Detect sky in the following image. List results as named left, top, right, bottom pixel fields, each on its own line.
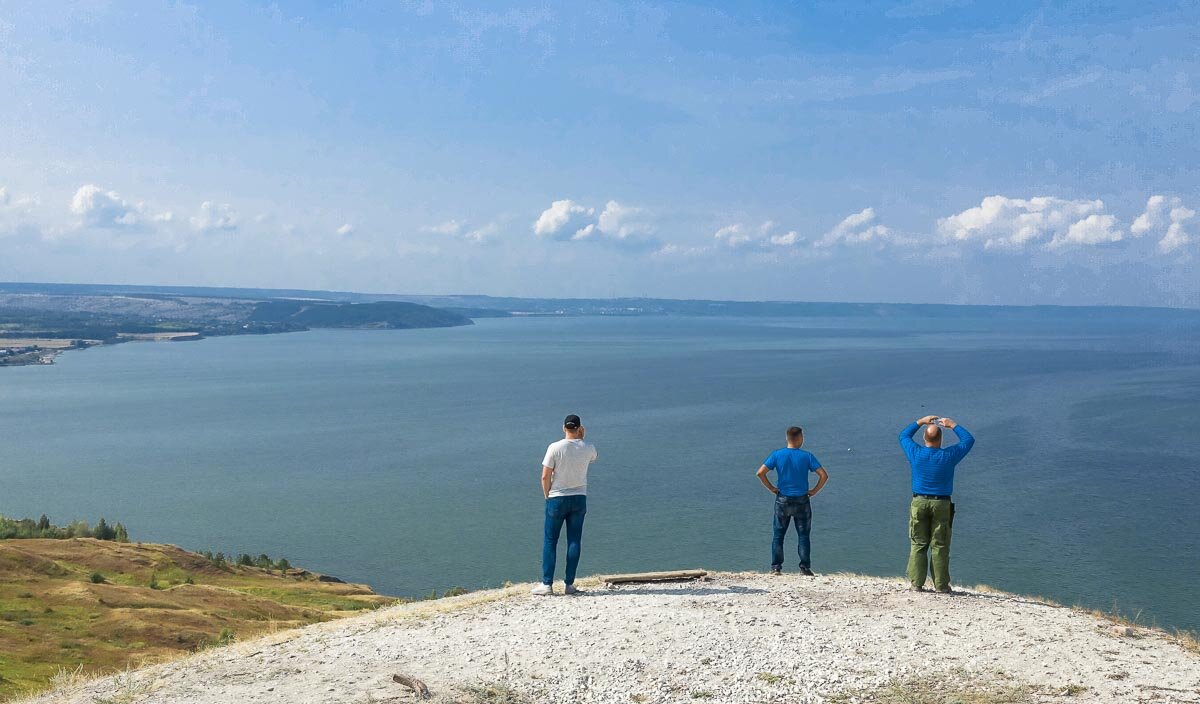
left=1, top=1, right=1198, bottom=307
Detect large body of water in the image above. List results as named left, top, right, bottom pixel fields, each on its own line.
left=2, top=312, right=1198, bottom=632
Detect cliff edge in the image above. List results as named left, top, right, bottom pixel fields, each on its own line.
left=25, top=572, right=1200, bottom=704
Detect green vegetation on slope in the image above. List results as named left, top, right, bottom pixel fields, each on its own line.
left=248, top=300, right=473, bottom=329
left=0, top=539, right=396, bottom=699
left=0, top=515, right=128, bottom=542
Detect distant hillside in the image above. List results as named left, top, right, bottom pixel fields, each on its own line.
left=0, top=539, right=395, bottom=698
left=247, top=300, right=472, bottom=329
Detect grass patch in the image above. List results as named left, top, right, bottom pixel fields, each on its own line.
left=829, top=674, right=1033, bottom=704
left=1174, top=628, right=1200, bottom=656
left=457, top=682, right=529, bottom=703
left=0, top=539, right=395, bottom=699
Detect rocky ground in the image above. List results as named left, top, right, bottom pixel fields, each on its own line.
left=26, top=572, right=1200, bottom=704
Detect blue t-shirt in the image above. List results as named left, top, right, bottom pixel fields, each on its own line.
left=763, top=448, right=822, bottom=497
left=899, top=422, right=975, bottom=495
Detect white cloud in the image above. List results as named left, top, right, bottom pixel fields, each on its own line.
left=533, top=199, right=594, bottom=239
left=1048, top=213, right=1121, bottom=249
left=1161, top=206, right=1196, bottom=253
left=424, top=218, right=498, bottom=244
left=1131, top=195, right=1196, bottom=252
left=336, top=223, right=355, bottom=236
left=463, top=222, right=499, bottom=243
left=819, top=207, right=893, bottom=246
left=713, top=224, right=753, bottom=249
left=190, top=201, right=238, bottom=233
left=652, top=243, right=712, bottom=258
left=1131, top=195, right=1167, bottom=236
left=937, top=196, right=1114, bottom=250
left=425, top=219, right=465, bottom=236
left=69, top=185, right=144, bottom=227
left=597, top=200, right=652, bottom=240
left=571, top=223, right=598, bottom=241
left=0, top=186, right=8, bottom=207
left=769, top=231, right=803, bottom=246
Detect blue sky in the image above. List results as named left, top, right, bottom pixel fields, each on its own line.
left=1, top=1, right=1198, bottom=306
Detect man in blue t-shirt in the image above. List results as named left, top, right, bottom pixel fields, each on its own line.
left=756, top=426, right=829, bottom=576
left=899, top=415, right=975, bottom=593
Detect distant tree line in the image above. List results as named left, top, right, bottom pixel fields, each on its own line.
left=0, top=514, right=129, bottom=541
left=198, top=550, right=291, bottom=572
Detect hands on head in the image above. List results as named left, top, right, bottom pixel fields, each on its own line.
left=917, top=414, right=957, bottom=429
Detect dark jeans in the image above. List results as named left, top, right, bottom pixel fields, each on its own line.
left=542, top=495, right=587, bottom=586
left=772, top=494, right=812, bottom=569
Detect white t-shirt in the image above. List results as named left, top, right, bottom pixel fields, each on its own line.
left=542, top=438, right=598, bottom=498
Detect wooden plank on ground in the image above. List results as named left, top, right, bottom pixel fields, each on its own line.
left=599, top=570, right=708, bottom=584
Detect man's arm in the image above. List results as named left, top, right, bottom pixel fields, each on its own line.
left=939, top=418, right=975, bottom=455
left=900, top=417, right=931, bottom=450
left=808, top=467, right=829, bottom=497
left=756, top=465, right=779, bottom=495
left=541, top=466, right=554, bottom=499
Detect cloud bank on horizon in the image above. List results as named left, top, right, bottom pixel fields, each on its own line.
left=1, top=1, right=1197, bottom=307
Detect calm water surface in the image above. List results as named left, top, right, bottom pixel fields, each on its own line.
left=1, top=314, right=1197, bottom=631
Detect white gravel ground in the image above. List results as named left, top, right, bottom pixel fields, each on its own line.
left=30, top=572, right=1200, bottom=704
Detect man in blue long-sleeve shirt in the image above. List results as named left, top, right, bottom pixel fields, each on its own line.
left=899, top=415, right=975, bottom=593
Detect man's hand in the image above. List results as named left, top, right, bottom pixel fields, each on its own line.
left=808, top=467, right=829, bottom=498
left=940, top=417, right=957, bottom=429
left=756, top=465, right=780, bottom=495
left=917, top=415, right=938, bottom=425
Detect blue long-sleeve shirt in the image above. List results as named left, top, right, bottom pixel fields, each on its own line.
left=899, top=422, right=975, bottom=496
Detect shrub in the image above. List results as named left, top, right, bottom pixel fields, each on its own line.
left=89, top=572, right=105, bottom=584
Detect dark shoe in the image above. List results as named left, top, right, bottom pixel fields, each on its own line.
left=770, top=566, right=782, bottom=575
left=798, top=567, right=815, bottom=577
left=935, top=586, right=954, bottom=594
left=909, top=584, right=927, bottom=592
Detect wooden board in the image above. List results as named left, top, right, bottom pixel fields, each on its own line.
left=599, top=570, right=708, bottom=584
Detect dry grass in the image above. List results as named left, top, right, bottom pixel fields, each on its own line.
left=0, top=539, right=395, bottom=700
left=1174, top=629, right=1200, bottom=656
left=455, top=682, right=530, bottom=704
left=829, top=674, right=1034, bottom=704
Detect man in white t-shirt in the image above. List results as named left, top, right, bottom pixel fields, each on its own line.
left=532, top=414, right=598, bottom=595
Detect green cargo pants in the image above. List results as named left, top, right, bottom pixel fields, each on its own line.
left=907, top=497, right=954, bottom=591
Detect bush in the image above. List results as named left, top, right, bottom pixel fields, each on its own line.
left=89, top=572, right=105, bottom=584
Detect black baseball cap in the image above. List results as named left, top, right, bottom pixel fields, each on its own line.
left=563, top=414, right=582, bottom=429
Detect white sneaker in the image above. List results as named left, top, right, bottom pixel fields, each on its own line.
left=564, top=584, right=581, bottom=595
left=531, top=583, right=553, bottom=596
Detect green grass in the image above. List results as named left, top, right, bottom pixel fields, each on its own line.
left=0, top=538, right=396, bottom=699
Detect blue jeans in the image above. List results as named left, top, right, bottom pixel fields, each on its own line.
left=771, top=494, right=811, bottom=569
left=543, top=495, right=587, bottom=585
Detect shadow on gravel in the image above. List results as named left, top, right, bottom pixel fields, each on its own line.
left=584, top=586, right=769, bottom=597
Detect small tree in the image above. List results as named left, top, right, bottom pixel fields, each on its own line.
left=113, top=523, right=129, bottom=543
left=274, top=557, right=291, bottom=572
left=94, top=518, right=112, bottom=541
left=37, top=515, right=51, bottom=532
left=236, top=553, right=253, bottom=567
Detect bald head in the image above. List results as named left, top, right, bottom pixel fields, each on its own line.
left=923, top=424, right=943, bottom=447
